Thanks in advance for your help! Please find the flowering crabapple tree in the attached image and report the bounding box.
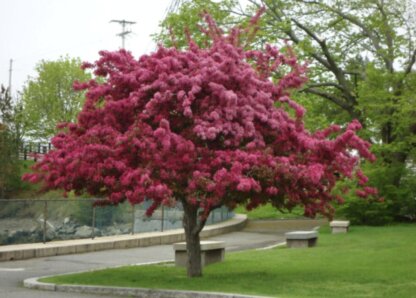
[23,12,377,277]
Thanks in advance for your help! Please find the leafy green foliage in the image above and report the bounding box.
[21,56,91,140]
[337,197,394,226]
[335,158,416,225]
[154,0,239,49]
[0,128,20,197]
[235,203,305,220]
[0,86,21,197]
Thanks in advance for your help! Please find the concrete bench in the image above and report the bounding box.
[330,220,350,234]
[173,240,225,267]
[285,231,318,248]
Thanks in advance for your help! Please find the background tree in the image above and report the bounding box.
[0,86,21,198]
[158,0,416,223]
[24,13,376,277]
[21,56,91,140]
[251,0,416,223]
[154,0,238,49]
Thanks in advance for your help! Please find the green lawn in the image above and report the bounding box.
[235,204,306,220]
[42,224,416,298]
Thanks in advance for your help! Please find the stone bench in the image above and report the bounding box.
[173,240,225,267]
[285,231,318,248]
[330,220,350,234]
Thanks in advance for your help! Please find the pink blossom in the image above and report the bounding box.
[266,186,279,195]
[237,179,252,192]
[154,128,166,138]
[356,169,369,186]
[356,190,368,198]
[347,119,362,131]
[364,186,378,196]
[308,164,324,184]
[22,11,376,221]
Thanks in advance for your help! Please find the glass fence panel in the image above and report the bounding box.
[46,199,93,241]
[133,202,163,233]
[209,206,234,225]
[0,200,45,245]
[162,204,183,231]
[95,201,133,237]
[0,199,235,246]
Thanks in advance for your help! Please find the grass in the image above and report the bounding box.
[235,203,306,220]
[41,224,416,298]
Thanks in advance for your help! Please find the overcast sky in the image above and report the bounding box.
[0,0,172,97]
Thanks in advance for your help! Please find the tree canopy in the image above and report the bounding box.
[0,86,20,198]
[24,12,376,276]
[21,56,91,140]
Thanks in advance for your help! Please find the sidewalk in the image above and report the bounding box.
[0,217,327,298]
[0,214,247,262]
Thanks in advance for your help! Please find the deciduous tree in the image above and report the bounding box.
[21,56,91,140]
[0,86,20,198]
[24,12,376,277]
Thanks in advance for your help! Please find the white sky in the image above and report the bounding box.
[0,0,172,97]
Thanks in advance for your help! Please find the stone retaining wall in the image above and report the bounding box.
[244,218,327,233]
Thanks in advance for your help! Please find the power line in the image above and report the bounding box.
[110,19,136,49]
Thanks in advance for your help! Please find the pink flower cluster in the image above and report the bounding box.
[23,13,376,219]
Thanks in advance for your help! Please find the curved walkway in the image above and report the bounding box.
[0,217,324,298]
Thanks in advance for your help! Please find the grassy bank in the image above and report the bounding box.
[42,224,416,298]
[235,203,306,220]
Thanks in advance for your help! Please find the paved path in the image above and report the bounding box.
[0,231,285,298]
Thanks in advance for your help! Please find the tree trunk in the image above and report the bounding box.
[387,151,408,187]
[381,121,408,187]
[182,202,203,277]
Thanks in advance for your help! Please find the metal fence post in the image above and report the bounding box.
[43,201,48,244]
[161,206,164,232]
[91,206,96,239]
[131,204,135,235]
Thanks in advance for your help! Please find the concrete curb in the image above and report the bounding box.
[23,276,271,298]
[21,217,326,298]
[0,214,247,262]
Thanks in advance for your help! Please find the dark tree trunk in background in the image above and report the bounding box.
[381,120,409,187]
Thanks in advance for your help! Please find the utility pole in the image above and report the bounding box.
[110,19,136,49]
[8,59,13,96]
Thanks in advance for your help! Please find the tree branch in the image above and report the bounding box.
[404,49,416,76]
[290,19,340,71]
[375,0,395,71]
[306,82,349,93]
[301,87,353,112]
[261,0,332,70]
[290,19,356,104]
[314,2,394,72]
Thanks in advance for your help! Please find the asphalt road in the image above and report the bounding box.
[0,231,285,298]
